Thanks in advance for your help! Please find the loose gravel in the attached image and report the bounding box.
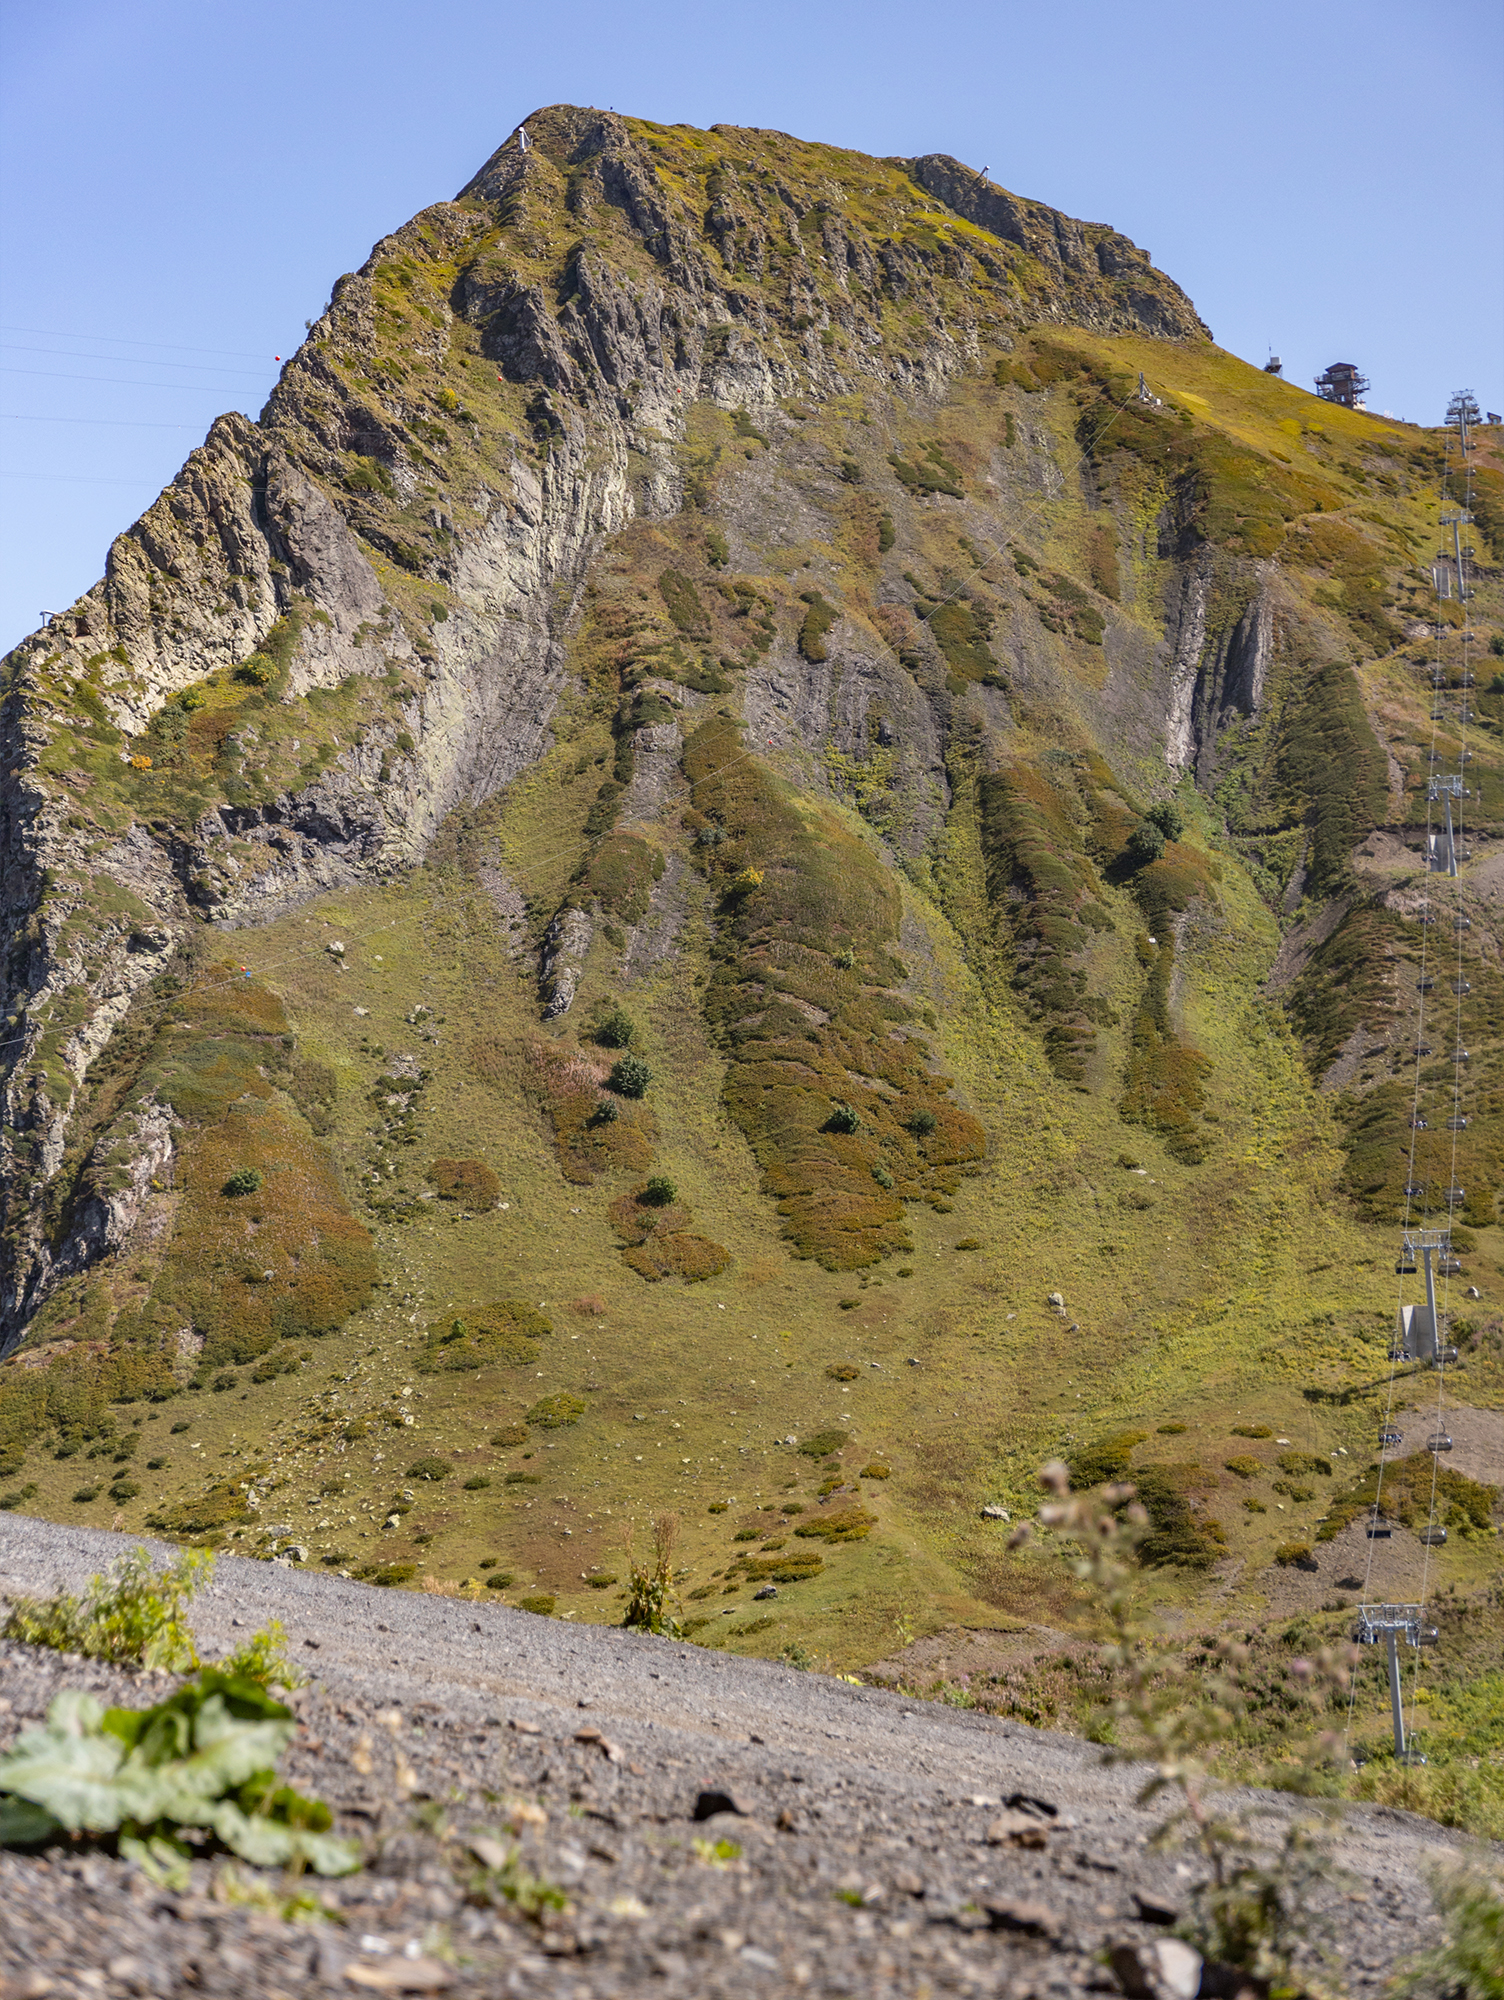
[0,1515,1480,1998]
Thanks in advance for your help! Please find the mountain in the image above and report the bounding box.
[0,106,1499,1675]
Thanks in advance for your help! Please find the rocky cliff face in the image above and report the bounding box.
[0,107,1216,1346]
[0,107,1498,1646]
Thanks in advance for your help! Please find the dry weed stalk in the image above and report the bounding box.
[1032,1461,1351,1987]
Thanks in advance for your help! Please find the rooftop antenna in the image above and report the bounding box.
[1263,349,1282,376]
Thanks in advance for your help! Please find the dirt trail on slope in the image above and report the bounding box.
[0,1516,1484,1999]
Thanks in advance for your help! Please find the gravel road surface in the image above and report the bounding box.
[0,1515,1480,1998]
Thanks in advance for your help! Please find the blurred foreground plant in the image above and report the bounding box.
[1390,1860,1504,2000]
[3,1547,212,1671]
[1030,1460,1352,1987]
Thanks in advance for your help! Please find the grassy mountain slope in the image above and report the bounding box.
[1,109,1499,1717]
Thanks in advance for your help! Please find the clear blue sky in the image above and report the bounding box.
[2,0,1499,654]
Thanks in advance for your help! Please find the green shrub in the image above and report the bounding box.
[955,1238,981,1252]
[484,1573,515,1590]
[221,1168,263,1198]
[586,1573,617,1589]
[518,1594,557,1617]
[218,1617,307,1690]
[1126,823,1166,868]
[406,1456,453,1482]
[798,592,839,664]
[595,1008,637,1049]
[608,1054,652,1098]
[463,1476,491,1490]
[1231,1424,1273,1439]
[1224,1457,1263,1479]
[428,1157,500,1207]
[793,1506,874,1542]
[234,655,276,687]
[525,1393,585,1429]
[1276,1451,1332,1477]
[877,513,895,552]
[824,1101,861,1134]
[1274,1542,1314,1568]
[356,1563,415,1587]
[798,1428,850,1457]
[906,1108,938,1136]
[1145,801,1184,840]
[860,1461,891,1479]
[640,1175,677,1207]
[1133,1466,1226,1569]
[1067,1431,1147,1488]
[348,455,395,496]
[889,442,963,499]
[491,1424,529,1447]
[419,1301,551,1373]
[659,569,707,635]
[826,1362,860,1381]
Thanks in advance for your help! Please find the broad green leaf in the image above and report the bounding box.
[0,1796,60,1845]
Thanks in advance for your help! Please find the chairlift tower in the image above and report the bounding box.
[1356,1607,1435,1761]
[1396,1229,1451,1361]
[1429,774,1462,876]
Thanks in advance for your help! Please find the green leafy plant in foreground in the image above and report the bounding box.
[1032,1461,1350,1987]
[0,1673,358,1875]
[3,1547,212,1671]
[3,1549,306,1691]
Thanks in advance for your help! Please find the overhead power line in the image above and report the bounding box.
[0,323,284,362]
[1,342,274,381]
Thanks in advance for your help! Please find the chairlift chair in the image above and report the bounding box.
[1453,980,1471,995]
[1436,1345,1459,1365]
[1379,1429,1403,1446]
[1417,1625,1440,1646]
[1444,1187,1466,1205]
[1418,977,1435,992]
[1452,1048,1470,1063]
[1419,1526,1448,1546]
[1416,1043,1433,1056]
[1453,914,1472,929]
[1427,1434,1453,1452]
[1403,1182,1425,1197]
[1446,1117,1469,1131]
[1411,1115,1429,1129]
[1438,1257,1463,1276]
[1366,1516,1393,1539]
